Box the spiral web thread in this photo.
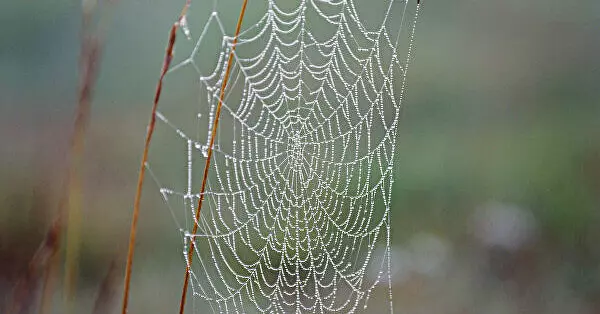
[147,0,421,312]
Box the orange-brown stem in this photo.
[178,1,248,313]
[121,2,191,313]
[120,17,180,314]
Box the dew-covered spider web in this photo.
[146,0,421,312]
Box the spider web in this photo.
[146,0,421,312]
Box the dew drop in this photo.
[179,15,192,40]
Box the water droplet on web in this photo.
[179,15,192,40]
[201,146,208,158]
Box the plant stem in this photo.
[120,2,190,313]
[39,3,101,313]
[178,1,248,313]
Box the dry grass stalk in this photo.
[62,35,101,313]
[178,1,248,313]
[120,1,191,313]
[8,2,104,313]
[6,219,60,314]
[48,3,104,313]
[38,218,62,314]
[92,257,120,314]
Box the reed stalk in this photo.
[120,2,190,313]
[178,1,248,313]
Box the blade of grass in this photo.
[120,2,190,313]
[34,1,104,312]
[38,219,62,313]
[6,219,60,314]
[178,1,248,313]
[56,2,104,311]
[38,0,122,311]
[93,257,120,314]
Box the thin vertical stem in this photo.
[39,2,102,313]
[7,219,60,314]
[120,2,190,313]
[178,1,248,313]
[93,258,120,314]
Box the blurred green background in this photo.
[1,0,599,313]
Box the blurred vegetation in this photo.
[1,0,599,313]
